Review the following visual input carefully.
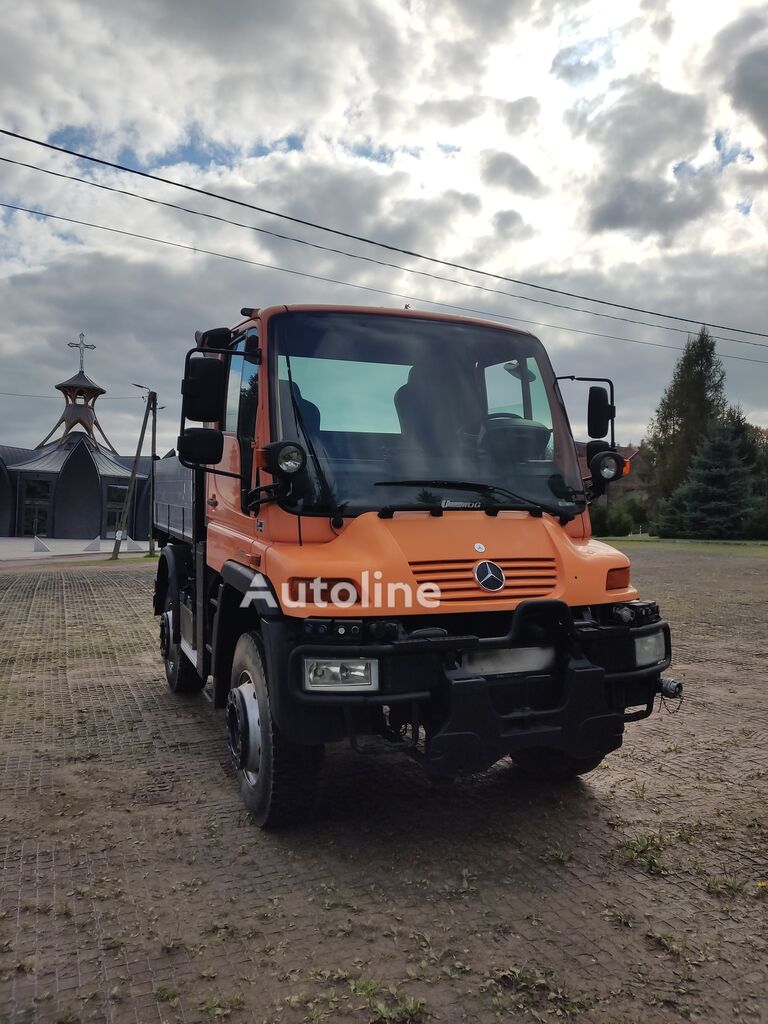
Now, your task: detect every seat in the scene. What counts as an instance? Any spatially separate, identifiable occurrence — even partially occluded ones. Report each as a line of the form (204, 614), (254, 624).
(395, 364), (482, 450)
(279, 380), (321, 441)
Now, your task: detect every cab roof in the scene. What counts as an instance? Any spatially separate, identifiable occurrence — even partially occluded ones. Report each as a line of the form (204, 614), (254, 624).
(229, 304), (537, 339)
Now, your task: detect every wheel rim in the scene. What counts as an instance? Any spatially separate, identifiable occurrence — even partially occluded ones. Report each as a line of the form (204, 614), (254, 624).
(160, 611), (175, 676)
(226, 670), (262, 785)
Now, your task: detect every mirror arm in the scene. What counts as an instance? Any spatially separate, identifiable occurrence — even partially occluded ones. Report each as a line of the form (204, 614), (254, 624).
(556, 375), (616, 448)
(245, 482), (280, 512)
(177, 460), (243, 480)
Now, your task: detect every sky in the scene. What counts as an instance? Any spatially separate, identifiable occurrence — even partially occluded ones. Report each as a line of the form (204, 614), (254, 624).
(0, 0), (766, 455)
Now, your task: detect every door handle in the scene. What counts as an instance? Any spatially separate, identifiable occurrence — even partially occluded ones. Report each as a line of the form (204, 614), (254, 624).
(207, 497), (219, 508)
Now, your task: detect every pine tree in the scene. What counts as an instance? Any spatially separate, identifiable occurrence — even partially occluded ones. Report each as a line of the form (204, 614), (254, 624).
(666, 423), (752, 539)
(645, 327), (726, 508)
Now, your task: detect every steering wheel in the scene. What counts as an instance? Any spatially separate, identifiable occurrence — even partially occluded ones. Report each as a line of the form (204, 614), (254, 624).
(478, 412), (523, 440)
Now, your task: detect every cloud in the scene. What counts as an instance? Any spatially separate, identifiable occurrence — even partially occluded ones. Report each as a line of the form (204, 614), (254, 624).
(640, 0), (674, 41)
(0, 0), (766, 459)
(568, 75), (723, 239)
(416, 98), (485, 127)
(479, 151), (546, 195)
(497, 96), (541, 134)
(727, 46), (768, 141)
(493, 209), (534, 240)
(706, 9), (768, 141)
(550, 39), (614, 85)
(587, 173), (722, 238)
(673, 130), (754, 178)
(573, 76), (709, 173)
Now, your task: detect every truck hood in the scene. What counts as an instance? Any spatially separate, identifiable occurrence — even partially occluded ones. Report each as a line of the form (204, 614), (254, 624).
(264, 510), (634, 616)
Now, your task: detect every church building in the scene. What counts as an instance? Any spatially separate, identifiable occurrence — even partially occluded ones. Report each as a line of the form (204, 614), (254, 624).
(0, 334), (151, 539)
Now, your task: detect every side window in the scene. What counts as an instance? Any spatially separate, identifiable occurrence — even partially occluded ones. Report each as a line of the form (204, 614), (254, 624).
(239, 354), (259, 440)
(483, 357), (554, 458)
(527, 358), (553, 429)
(484, 361), (525, 416)
(224, 339), (245, 431)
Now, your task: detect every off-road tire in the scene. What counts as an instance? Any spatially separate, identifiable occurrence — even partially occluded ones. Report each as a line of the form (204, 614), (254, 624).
(231, 632), (323, 828)
(162, 591), (205, 695)
(513, 749), (605, 782)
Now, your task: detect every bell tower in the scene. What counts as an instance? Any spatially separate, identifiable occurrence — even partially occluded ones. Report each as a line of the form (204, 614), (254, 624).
(37, 333), (118, 453)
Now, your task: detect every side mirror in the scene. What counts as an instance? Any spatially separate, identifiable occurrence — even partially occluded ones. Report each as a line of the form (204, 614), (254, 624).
(587, 386), (614, 439)
(177, 428), (224, 466)
(181, 356), (227, 422)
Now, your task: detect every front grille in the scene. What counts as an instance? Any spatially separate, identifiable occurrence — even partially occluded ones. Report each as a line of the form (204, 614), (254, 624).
(409, 557), (557, 603)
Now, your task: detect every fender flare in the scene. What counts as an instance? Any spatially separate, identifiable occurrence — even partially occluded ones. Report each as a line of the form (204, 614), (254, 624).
(154, 543), (190, 644)
(211, 561), (281, 707)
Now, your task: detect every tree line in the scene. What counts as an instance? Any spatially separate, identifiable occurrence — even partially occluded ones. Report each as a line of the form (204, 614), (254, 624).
(589, 328), (768, 540)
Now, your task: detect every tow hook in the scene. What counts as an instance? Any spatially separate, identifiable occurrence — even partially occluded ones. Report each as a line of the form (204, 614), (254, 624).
(659, 676), (683, 699)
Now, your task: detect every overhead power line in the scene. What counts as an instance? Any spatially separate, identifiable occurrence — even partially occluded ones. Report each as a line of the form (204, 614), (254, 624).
(2, 153), (765, 351)
(1, 127), (766, 340)
(0, 391), (136, 399)
(3, 199), (768, 367)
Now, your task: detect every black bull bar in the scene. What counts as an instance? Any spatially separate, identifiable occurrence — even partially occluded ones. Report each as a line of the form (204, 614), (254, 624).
(270, 600), (671, 775)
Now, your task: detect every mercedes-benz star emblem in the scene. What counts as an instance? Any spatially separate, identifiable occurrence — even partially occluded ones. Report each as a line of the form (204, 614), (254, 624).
(474, 560), (506, 592)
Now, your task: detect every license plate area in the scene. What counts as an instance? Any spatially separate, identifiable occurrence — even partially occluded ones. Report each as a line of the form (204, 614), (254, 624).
(463, 646), (556, 677)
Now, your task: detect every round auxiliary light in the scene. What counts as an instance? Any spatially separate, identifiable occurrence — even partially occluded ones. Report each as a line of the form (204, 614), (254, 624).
(590, 449), (625, 483)
(276, 442), (306, 475)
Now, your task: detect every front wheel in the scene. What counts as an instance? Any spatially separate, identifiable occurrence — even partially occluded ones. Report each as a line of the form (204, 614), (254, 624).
(513, 749), (606, 782)
(227, 633), (323, 828)
(160, 591), (205, 695)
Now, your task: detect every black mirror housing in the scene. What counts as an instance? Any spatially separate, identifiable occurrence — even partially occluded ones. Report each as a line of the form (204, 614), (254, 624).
(181, 356), (227, 422)
(587, 386), (614, 439)
(177, 428), (224, 466)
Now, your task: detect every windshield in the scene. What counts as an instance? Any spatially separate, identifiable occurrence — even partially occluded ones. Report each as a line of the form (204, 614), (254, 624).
(270, 311), (583, 516)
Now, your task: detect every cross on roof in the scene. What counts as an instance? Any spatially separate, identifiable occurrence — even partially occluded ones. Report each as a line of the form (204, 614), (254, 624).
(68, 332), (96, 372)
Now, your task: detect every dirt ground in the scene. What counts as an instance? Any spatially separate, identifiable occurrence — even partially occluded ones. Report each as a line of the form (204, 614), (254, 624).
(0, 546), (766, 1024)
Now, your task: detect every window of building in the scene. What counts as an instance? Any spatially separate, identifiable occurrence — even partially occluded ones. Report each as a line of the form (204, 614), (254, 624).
(21, 479), (51, 536)
(104, 484), (128, 539)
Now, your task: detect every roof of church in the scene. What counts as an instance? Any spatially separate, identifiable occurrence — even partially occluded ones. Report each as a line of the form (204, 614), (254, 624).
(55, 370), (106, 395)
(2, 432), (147, 478)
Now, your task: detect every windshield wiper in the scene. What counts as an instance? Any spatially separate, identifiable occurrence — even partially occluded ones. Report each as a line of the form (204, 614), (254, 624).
(375, 479), (576, 524)
(284, 354), (344, 527)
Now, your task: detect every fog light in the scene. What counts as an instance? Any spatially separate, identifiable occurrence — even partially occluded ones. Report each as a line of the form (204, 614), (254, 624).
(634, 631), (665, 667)
(304, 657), (379, 692)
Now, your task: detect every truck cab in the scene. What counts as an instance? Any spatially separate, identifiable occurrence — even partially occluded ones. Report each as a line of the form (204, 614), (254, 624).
(153, 305), (676, 827)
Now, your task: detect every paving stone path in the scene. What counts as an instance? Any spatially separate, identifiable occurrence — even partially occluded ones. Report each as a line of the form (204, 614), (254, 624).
(0, 548), (766, 1023)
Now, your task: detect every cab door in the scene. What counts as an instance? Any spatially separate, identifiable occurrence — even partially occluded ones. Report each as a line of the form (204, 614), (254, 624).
(206, 330), (260, 560)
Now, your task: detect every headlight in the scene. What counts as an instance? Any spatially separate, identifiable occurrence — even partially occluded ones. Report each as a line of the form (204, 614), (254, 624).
(277, 443), (306, 475)
(634, 631), (665, 667)
(264, 440), (307, 477)
(590, 449), (625, 482)
(303, 658), (379, 693)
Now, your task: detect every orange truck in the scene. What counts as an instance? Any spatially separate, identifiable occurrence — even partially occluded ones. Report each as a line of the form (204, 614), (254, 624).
(153, 305), (680, 827)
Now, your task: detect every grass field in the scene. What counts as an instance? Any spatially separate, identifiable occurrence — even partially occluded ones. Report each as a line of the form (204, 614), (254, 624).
(599, 535), (768, 557)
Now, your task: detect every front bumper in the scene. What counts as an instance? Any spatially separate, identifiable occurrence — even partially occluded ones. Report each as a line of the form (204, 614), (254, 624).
(261, 600), (671, 775)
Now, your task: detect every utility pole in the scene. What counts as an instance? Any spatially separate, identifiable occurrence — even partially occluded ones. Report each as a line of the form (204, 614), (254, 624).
(110, 398), (151, 560)
(148, 390), (157, 557)
(131, 384), (162, 557)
